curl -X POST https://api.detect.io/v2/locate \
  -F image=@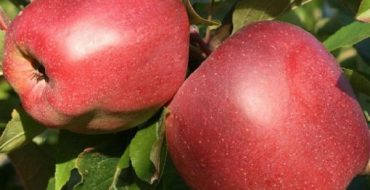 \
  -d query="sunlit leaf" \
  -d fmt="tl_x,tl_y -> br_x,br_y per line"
0,0 -> 20,19
0,109 -> 45,153
55,160 -> 76,190
46,178 -> 56,190
129,124 -> 157,183
357,0 -> 370,22
324,21 -> 370,51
